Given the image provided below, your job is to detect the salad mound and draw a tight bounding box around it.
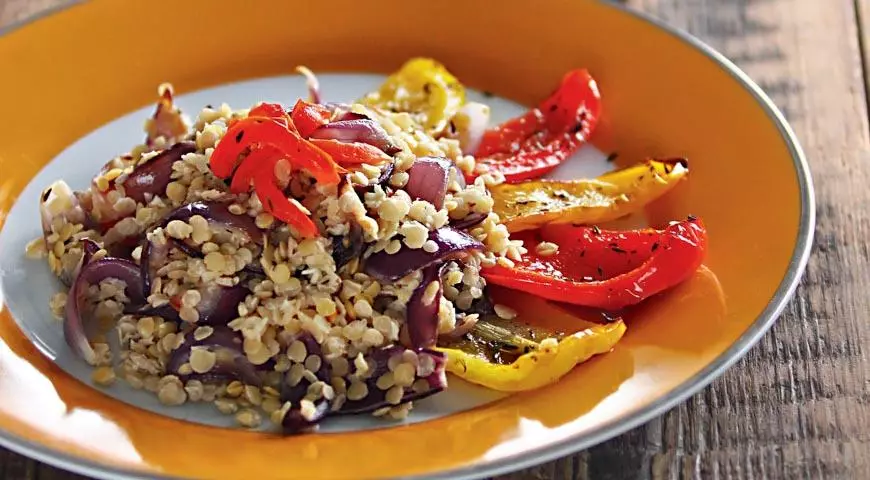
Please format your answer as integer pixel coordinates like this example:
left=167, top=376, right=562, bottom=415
left=27, top=58, right=706, bottom=433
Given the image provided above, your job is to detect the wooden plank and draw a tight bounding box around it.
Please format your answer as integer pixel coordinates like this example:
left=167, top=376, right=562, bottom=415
left=856, top=0, right=870, bottom=117
left=503, top=0, right=870, bottom=479
left=2, top=0, right=869, bottom=479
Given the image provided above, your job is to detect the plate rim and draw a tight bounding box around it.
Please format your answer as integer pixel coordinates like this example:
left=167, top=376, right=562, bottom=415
left=0, top=1, right=816, bottom=479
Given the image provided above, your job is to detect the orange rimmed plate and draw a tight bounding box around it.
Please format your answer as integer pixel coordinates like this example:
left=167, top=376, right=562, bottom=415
left=0, top=1, right=813, bottom=479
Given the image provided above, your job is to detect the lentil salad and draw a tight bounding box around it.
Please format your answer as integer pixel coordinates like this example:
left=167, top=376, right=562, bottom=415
left=27, top=58, right=707, bottom=433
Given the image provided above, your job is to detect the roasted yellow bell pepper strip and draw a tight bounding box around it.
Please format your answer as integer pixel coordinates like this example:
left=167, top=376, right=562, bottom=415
left=490, top=159, right=688, bottom=232
left=361, top=57, right=465, bottom=135
left=436, top=321, right=626, bottom=392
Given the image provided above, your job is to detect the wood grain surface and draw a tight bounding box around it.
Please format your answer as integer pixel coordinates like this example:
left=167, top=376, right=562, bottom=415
left=1, top=0, right=867, bottom=479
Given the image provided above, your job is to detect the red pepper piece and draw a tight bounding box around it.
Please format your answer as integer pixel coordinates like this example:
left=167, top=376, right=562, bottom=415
left=296, top=139, right=345, bottom=184
left=482, top=218, right=707, bottom=310
left=290, top=99, right=332, bottom=138
left=228, top=144, right=320, bottom=235
left=229, top=145, right=282, bottom=194
left=210, top=118, right=340, bottom=184
left=473, top=69, right=602, bottom=183
left=248, top=102, right=293, bottom=129
left=252, top=165, right=318, bottom=238
left=308, top=138, right=392, bottom=165
left=169, top=294, right=183, bottom=311
left=211, top=119, right=291, bottom=178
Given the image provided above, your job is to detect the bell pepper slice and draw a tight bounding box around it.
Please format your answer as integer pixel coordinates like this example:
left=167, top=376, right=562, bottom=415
left=211, top=119, right=294, bottom=177
left=482, top=218, right=707, bottom=310
left=229, top=145, right=281, bottom=194
left=437, top=320, right=625, bottom=392
left=290, top=100, right=332, bottom=138
left=252, top=165, right=318, bottom=238
left=227, top=144, right=319, bottom=236
left=210, top=117, right=341, bottom=185
left=473, top=69, right=601, bottom=184
left=247, top=102, right=293, bottom=129
left=308, top=138, right=392, bottom=166
left=295, top=140, right=345, bottom=185
left=491, top=159, right=688, bottom=232
left=361, top=57, right=465, bottom=134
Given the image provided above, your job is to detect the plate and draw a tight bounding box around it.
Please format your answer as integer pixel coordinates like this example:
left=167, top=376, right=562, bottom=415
left=0, top=1, right=814, bottom=479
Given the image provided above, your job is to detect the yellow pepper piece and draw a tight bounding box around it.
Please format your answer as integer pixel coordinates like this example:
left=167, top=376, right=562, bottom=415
left=490, top=159, right=688, bottom=232
left=362, top=57, right=465, bottom=135
left=436, top=321, right=626, bottom=392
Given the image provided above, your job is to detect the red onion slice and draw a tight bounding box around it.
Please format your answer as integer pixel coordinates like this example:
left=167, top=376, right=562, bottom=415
left=123, top=142, right=196, bottom=204
left=138, top=235, right=249, bottom=324
left=323, top=103, right=368, bottom=122
left=449, top=212, right=488, bottom=231
left=354, top=162, right=395, bottom=195
left=452, top=164, right=467, bottom=190
left=80, top=238, right=102, bottom=264
left=62, top=238, right=102, bottom=286
left=169, top=238, right=203, bottom=258
left=164, top=201, right=263, bottom=244
left=296, top=66, right=322, bottom=104
left=323, top=103, right=369, bottom=121
left=365, top=227, right=483, bottom=283
left=65, top=258, right=145, bottom=364
left=196, top=284, right=249, bottom=325
left=242, top=263, right=266, bottom=276
left=324, top=102, right=351, bottom=113
left=280, top=335, right=332, bottom=433
left=334, top=347, right=447, bottom=415
left=278, top=342, right=448, bottom=433
left=132, top=281, right=249, bottom=327
left=105, top=238, right=140, bottom=260
left=39, top=181, right=87, bottom=242
left=139, top=239, right=169, bottom=299
left=281, top=335, right=330, bottom=402
left=145, top=84, right=189, bottom=147
left=406, top=263, right=447, bottom=349
left=282, top=399, right=330, bottom=433
left=405, top=157, right=451, bottom=210
left=331, top=223, right=364, bottom=270
left=335, top=111, right=368, bottom=121
left=309, top=119, right=400, bottom=155
left=375, top=162, right=396, bottom=187
left=127, top=303, right=178, bottom=320
left=142, top=202, right=264, bottom=288
left=167, top=326, right=261, bottom=386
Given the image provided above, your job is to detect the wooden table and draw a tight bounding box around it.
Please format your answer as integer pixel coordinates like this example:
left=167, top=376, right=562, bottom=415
left=1, top=0, right=867, bottom=478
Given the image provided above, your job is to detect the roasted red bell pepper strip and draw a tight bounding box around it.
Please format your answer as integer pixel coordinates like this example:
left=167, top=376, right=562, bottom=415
left=247, top=102, right=293, bottom=128
left=252, top=164, right=318, bottom=238
left=229, top=145, right=281, bottom=194
left=210, top=117, right=340, bottom=184
left=308, top=138, right=392, bottom=165
left=482, top=218, right=707, bottom=310
left=473, top=69, right=601, bottom=183
left=225, top=143, right=319, bottom=234
left=295, top=140, right=345, bottom=184
left=211, top=120, right=292, bottom=177
left=290, top=100, right=332, bottom=138
left=227, top=145, right=317, bottom=234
